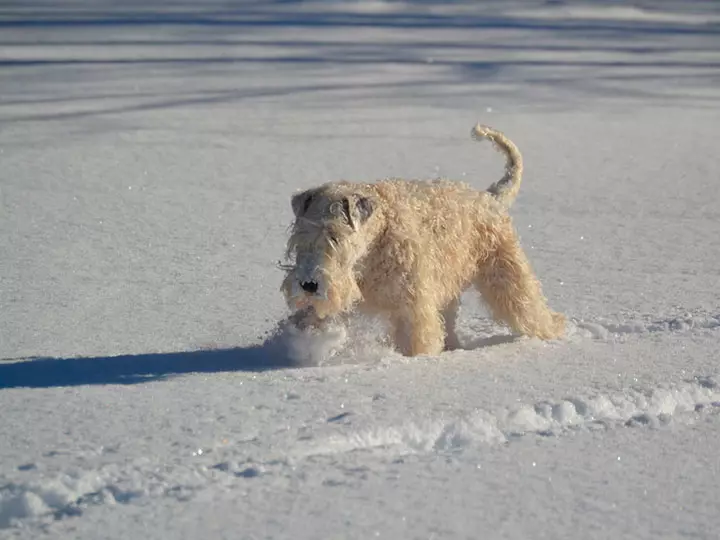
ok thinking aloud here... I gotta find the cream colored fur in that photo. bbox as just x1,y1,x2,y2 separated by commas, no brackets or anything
280,123,565,356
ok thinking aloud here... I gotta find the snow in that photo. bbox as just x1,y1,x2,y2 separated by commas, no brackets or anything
1,0,720,538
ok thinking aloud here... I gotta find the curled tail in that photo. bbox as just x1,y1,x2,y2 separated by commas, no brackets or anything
471,123,524,208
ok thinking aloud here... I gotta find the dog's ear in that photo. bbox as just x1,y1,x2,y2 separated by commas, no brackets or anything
291,189,316,217
344,195,374,230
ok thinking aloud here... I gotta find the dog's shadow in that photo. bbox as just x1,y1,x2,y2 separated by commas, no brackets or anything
0,329,520,390
0,341,299,390
461,334,518,349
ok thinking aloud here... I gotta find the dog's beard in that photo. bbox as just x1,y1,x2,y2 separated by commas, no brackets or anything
282,226,363,319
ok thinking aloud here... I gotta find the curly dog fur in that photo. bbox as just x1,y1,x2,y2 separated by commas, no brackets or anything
280,123,565,356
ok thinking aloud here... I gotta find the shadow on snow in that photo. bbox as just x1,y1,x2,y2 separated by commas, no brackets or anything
0,343,296,390
1,0,719,123
0,331,521,389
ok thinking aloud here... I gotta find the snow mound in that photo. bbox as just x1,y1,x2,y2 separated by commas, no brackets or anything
254,309,720,368
0,460,216,530
263,313,395,367
0,471,115,528
260,309,720,367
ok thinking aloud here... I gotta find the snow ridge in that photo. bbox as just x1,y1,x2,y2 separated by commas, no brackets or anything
300,377,720,457
3,377,717,530
573,313,720,340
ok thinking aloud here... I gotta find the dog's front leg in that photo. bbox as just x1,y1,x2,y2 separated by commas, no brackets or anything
394,298,445,357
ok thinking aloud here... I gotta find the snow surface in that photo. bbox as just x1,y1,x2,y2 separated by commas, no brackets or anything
1,0,720,538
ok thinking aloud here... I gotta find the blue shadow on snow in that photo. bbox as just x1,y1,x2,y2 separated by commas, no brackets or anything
0,344,297,390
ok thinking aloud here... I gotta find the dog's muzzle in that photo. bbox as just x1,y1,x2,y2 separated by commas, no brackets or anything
290,255,328,301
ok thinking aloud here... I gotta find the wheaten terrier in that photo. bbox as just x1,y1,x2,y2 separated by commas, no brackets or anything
280,124,565,356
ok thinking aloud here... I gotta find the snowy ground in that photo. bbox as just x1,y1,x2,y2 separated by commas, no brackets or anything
1,1,720,538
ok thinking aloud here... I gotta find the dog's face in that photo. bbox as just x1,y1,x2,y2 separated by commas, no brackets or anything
282,183,376,318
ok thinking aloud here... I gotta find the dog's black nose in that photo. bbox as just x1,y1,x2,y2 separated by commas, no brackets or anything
300,280,319,294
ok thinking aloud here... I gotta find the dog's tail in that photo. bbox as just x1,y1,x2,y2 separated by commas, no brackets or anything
471,123,523,208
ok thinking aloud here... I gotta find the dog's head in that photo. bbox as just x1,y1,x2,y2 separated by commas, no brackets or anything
281,182,379,318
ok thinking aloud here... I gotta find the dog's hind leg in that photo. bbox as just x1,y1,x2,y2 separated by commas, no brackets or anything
473,230,565,340
442,297,463,351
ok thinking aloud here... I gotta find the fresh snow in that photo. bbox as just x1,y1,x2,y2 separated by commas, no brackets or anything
1,1,720,538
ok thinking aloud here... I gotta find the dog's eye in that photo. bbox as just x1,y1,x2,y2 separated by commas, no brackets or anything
329,201,343,217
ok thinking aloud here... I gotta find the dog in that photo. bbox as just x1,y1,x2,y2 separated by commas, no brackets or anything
280,124,565,356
